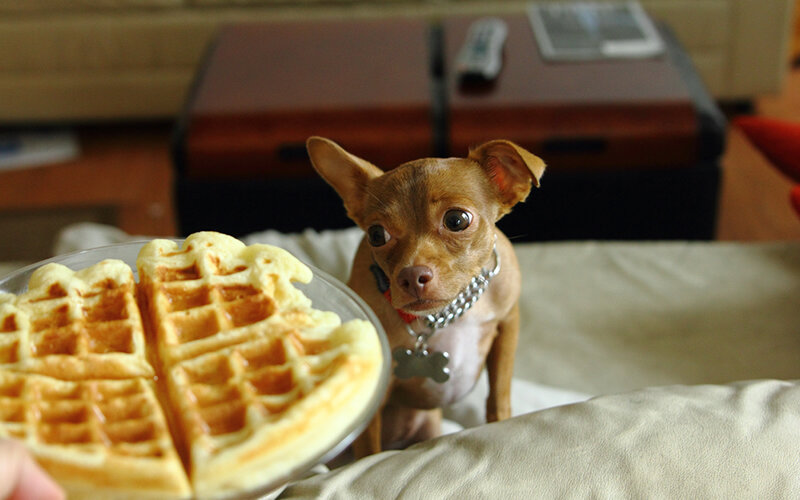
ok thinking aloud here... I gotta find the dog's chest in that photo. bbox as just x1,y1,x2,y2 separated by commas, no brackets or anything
392,311,498,408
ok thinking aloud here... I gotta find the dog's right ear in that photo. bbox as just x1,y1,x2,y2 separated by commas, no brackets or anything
306,136,384,223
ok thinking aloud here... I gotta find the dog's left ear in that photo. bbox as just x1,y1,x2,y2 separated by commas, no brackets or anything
468,140,546,213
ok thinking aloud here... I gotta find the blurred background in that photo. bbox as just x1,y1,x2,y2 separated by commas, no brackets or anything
0,0,798,268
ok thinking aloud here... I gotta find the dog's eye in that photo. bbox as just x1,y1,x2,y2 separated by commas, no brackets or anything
367,225,391,246
443,209,472,232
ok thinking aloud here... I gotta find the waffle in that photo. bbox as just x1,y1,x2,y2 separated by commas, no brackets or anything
0,260,153,380
137,232,383,495
0,231,383,499
0,371,190,499
0,259,190,498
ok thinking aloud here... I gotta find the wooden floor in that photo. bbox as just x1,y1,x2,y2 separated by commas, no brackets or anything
716,66,800,241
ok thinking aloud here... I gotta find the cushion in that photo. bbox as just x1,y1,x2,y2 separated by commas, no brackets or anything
279,379,800,498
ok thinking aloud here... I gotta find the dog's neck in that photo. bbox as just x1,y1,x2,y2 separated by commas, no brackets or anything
370,245,500,383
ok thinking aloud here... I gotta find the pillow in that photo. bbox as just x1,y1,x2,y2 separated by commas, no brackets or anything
279,379,800,498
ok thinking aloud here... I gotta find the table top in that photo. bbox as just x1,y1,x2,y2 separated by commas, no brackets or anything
442,15,700,169
179,14,715,177
446,16,692,108
183,18,434,177
192,20,432,116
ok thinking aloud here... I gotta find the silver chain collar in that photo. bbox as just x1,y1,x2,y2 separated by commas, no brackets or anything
393,244,500,383
406,244,500,342
424,245,500,330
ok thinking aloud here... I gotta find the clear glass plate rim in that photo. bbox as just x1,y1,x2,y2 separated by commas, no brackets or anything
0,239,391,499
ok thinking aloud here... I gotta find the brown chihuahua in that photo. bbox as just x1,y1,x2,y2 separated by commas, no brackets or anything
306,136,545,454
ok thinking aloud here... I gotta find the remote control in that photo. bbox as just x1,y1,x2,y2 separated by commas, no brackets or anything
456,17,508,83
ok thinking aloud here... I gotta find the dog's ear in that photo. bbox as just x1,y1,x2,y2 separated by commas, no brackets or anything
468,140,546,213
306,136,384,223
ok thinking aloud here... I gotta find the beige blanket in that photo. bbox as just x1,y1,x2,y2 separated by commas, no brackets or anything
23,223,800,497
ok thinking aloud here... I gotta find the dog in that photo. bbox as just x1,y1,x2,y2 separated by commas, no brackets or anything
306,136,545,455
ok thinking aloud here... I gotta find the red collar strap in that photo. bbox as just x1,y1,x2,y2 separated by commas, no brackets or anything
369,243,500,329
369,263,417,324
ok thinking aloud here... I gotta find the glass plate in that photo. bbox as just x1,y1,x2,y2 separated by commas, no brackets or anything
0,240,390,499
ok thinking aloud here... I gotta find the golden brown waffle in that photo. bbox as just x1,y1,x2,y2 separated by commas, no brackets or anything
0,371,190,499
0,259,190,498
0,231,383,499
0,260,152,380
137,232,383,495
136,231,322,367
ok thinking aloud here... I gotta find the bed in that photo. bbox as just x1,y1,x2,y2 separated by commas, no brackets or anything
13,223,800,497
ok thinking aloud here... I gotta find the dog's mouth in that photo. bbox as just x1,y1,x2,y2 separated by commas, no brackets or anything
400,298,449,314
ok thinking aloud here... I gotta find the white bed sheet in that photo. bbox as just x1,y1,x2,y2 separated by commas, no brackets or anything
39,224,800,499
48,223,800,414
41,223,800,497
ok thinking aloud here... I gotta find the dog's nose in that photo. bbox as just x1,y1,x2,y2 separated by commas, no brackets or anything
397,266,434,297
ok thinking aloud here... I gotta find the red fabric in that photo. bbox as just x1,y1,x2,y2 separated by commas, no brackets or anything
734,116,800,183
792,186,800,218
734,116,800,219
383,290,418,324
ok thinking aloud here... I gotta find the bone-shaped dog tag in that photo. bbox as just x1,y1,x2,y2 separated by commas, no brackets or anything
392,347,450,383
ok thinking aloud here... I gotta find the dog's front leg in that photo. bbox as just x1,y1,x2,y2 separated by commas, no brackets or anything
352,411,382,458
485,302,519,422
